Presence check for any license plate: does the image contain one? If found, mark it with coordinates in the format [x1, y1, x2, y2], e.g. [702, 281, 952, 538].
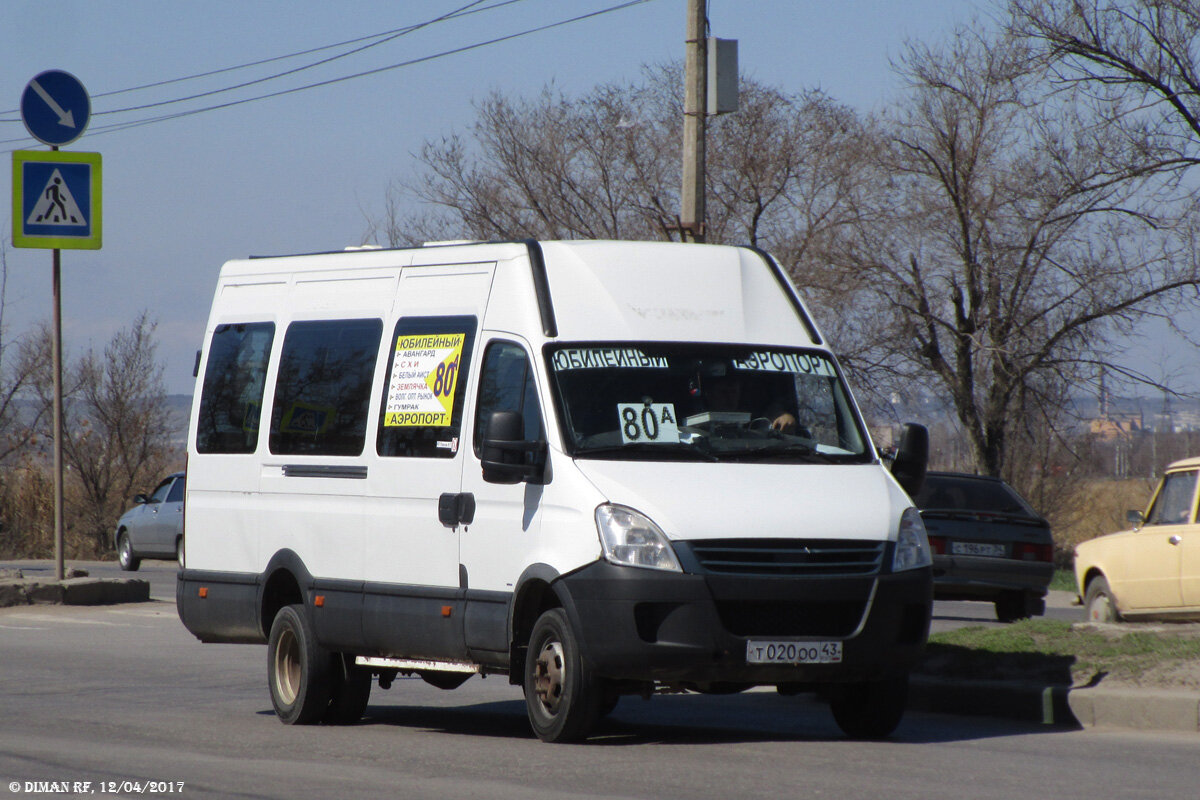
[951, 541, 1005, 557]
[746, 640, 842, 665]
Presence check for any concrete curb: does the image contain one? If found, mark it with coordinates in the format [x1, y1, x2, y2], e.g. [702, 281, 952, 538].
[911, 675, 1200, 733]
[0, 576, 150, 607]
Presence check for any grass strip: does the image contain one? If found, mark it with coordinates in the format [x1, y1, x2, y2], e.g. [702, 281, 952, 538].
[921, 618, 1200, 688]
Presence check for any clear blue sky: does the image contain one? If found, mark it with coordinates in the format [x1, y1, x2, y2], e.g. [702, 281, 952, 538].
[19, 0, 1183, 399]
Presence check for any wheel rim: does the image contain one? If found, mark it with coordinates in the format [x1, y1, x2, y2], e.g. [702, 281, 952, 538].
[1088, 591, 1113, 622]
[273, 628, 301, 705]
[119, 536, 131, 566]
[533, 640, 566, 715]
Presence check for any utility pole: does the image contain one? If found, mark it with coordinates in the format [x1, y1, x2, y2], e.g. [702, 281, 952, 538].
[680, 0, 707, 243]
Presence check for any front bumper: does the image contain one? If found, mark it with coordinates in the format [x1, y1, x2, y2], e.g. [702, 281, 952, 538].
[557, 560, 932, 685]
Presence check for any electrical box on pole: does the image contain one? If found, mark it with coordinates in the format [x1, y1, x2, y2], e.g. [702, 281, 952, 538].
[707, 38, 738, 115]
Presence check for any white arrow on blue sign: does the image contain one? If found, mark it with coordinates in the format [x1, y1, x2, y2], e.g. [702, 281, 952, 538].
[21, 70, 91, 147]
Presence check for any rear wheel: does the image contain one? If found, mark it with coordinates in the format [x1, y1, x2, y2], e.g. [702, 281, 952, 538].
[267, 604, 332, 725]
[523, 608, 603, 743]
[995, 591, 1030, 623]
[117, 532, 140, 572]
[829, 672, 909, 740]
[1084, 576, 1120, 623]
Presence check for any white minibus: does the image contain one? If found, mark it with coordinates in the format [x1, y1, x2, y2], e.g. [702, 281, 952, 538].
[178, 240, 932, 742]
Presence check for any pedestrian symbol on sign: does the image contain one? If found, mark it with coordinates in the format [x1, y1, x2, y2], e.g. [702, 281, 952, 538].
[12, 148, 102, 250]
[27, 169, 85, 226]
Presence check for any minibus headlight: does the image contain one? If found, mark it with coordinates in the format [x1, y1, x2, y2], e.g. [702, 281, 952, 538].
[892, 507, 933, 572]
[595, 504, 682, 572]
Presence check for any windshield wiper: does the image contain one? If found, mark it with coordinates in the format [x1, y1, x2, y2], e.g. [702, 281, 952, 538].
[574, 442, 719, 462]
[728, 443, 842, 463]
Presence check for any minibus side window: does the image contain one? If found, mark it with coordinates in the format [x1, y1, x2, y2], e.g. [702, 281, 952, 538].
[269, 318, 382, 456]
[377, 316, 476, 458]
[473, 341, 543, 455]
[195, 322, 275, 454]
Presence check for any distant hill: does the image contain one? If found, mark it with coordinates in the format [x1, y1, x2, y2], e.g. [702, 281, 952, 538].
[167, 394, 192, 447]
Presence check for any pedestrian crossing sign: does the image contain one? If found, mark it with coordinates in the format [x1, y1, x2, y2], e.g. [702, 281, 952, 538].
[12, 150, 102, 249]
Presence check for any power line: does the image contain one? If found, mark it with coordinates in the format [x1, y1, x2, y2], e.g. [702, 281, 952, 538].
[94, 0, 494, 116]
[0, 0, 516, 121]
[92, 0, 527, 104]
[1, 0, 655, 147]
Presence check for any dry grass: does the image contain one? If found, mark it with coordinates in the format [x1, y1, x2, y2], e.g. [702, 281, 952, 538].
[1051, 478, 1158, 564]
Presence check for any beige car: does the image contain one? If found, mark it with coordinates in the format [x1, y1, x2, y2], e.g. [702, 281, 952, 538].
[1075, 457, 1200, 622]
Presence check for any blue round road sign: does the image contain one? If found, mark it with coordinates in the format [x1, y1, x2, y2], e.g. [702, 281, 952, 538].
[20, 70, 91, 147]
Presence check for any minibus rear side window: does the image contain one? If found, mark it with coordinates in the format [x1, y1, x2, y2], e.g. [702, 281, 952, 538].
[269, 318, 383, 456]
[377, 316, 476, 458]
[195, 322, 275, 454]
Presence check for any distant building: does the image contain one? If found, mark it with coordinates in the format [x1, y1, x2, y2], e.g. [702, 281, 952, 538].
[1088, 414, 1142, 441]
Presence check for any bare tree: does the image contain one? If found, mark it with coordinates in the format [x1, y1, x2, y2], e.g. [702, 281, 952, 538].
[26, 313, 176, 555]
[0, 247, 51, 466]
[839, 24, 1200, 478]
[1010, 0, 1200, 357]
[371, 65, 872, 260]
[1011, 0, 1200, 159]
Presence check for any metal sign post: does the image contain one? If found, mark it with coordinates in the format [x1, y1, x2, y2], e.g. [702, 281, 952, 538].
[13, 71, 96, 581]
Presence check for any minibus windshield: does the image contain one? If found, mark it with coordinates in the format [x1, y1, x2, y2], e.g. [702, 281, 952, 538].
[545, 343, 873, 464]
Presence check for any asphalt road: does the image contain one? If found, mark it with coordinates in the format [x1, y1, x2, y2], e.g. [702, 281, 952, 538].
[1, 600, 1196, 800]
[0, 565, 1191, 800]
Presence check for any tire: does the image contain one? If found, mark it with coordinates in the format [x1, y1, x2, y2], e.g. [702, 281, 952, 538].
[267, 604, 332, 725]
[995, 591, 1030, 623]
[117, 532, 140, 572]
[1084, 576, 1120, 623]
[829, 672, 909, 740]
[324, 653, 371, 725]
[523, 608, 603, 743]
[175, 538, 185, 569]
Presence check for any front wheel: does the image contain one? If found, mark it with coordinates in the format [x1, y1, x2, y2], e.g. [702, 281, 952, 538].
[523, 608, 603, 743]
[829, 672, 909, 740]
[117, 532, 140, 572]
[267, 604, 332, 725]
[1084, 576, 1120, 623]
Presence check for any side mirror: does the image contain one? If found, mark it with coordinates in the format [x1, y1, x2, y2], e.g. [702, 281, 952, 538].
[481, 410, 546, 485]
[1126, 509, 1145, 529]
[890, 422, 928, 498]
[133, 494, 149, 505]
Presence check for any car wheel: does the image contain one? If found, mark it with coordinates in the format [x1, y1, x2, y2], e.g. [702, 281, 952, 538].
[995, 591, 1031, 623]
[1084, 576, 1120, 623]
[523, 608, 603, 743]
[117, 532, 140, 572]
[324, 653, 372, 725]
[175, 538, 185, 569]
[829, 672, 909, 740]
[267, 604, 332, 725]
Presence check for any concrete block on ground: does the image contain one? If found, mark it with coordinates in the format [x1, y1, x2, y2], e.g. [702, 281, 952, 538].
[61, 577, 149, 605]
[0, 582, 29, 607]
[26, 581, 65, 604]
[1068, 687, 1200, 732]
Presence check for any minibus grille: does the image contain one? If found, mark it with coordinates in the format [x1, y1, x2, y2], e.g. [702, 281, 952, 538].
[715, 600, 866, 637]
[686, 539, 884, 577]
